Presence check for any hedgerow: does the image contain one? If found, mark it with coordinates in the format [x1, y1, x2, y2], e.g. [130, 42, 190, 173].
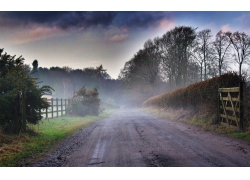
[143, 72, 244, 114]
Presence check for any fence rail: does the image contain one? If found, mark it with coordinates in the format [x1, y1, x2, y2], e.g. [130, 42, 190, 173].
[41, 98, 71, 119]
[218, 83, 244, 130]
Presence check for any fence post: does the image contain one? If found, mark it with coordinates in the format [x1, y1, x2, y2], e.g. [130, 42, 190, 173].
[65, 99, 67, 116]
[22, 89, 26, 133]
[56, 98, 58, 118]
[46, 107, 48, 119]
[61, 98, 63, 116]
[67, 99, 70, 115]
[217, 86, 220, 124]
[239, 81, 244, 130]
[51, 98, 54, 119]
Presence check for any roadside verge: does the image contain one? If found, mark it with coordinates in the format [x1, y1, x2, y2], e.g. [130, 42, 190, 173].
[143, 107, 250, 142]
[0, 109, 116, 167]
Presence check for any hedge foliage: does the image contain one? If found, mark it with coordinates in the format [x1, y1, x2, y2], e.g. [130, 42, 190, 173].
[143, 72, 244, 112]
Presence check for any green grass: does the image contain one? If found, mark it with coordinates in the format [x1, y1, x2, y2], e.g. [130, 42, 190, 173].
[0, 109, 115, 167]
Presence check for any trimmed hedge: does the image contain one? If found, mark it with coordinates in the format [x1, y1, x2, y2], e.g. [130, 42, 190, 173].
[143, 72, 244, 112]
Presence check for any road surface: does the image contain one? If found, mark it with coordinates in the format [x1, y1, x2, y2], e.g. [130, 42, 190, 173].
[30, 109, 250, 167]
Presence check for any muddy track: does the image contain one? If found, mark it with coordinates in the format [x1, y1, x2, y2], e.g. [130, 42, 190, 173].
[29, 109, 250, 167]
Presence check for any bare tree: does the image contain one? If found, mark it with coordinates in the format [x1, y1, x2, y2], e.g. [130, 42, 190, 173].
[213, 30, 231, 76]
[194, 29, 213, 80]
[226, 31, 250, 76]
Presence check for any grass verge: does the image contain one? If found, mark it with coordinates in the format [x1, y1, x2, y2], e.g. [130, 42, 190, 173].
[143, 107, 250, 142]
[0, 109, 115, 167]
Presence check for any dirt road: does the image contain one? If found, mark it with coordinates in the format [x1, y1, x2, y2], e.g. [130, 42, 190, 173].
[30, 109, 250, 167]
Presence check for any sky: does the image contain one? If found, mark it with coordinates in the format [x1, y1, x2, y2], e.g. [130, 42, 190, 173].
[1, 1, 250, 79]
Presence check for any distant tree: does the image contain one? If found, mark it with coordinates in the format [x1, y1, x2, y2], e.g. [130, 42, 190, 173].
[32, 59, 38, 71]
[62, 66, 72, 73]
[62, 78, 73, 98]
[118, 39, 164, 105]
[192, 29, 214, 80]
[213, 30, 231, 76]
[226, 31, 250, 76]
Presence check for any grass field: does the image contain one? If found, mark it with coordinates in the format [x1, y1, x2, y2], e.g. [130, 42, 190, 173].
[0, 109, 115, 167]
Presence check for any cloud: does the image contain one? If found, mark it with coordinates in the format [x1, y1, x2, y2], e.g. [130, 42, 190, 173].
[0, 11, 176, 44]
[107, 33, 129, 42]
[148, 19, 176, 37]
[0, 12, 117, 30]
[9, 25, 67, 44]
[114, 12, 174, 29]
[0, 11, 174, 31]
[221, 24, 232, 32]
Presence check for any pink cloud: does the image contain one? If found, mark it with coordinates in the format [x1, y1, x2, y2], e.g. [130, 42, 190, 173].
[9, 26, 68, 44]
[149, 19, 175, 36]
[105, 27, 129, 36]
[221, 24, 232, 32]
[107, 33, 129, 42]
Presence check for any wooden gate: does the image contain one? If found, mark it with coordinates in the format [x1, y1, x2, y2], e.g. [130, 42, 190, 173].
[218, 83, 243, 130]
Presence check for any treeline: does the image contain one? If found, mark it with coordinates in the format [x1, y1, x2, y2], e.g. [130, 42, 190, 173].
[28, 61, 122, 105]
[118, 26, 250, 106]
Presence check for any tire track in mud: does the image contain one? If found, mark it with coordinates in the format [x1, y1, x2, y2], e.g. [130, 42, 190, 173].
[28, 123, 101, 167]
[28, 109, 250, 167]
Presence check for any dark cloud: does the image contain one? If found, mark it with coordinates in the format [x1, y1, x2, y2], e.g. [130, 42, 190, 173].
[0, 11, 117, 30]
[114, 12, 174, 28]
[0, 11, 174, 30]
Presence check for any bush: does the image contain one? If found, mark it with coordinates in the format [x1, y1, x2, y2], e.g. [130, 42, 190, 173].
[68, 86, 100, 117]
[0, 49, 53, 134]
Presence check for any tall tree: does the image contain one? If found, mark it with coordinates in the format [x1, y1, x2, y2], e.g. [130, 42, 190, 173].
[157, 26, 196, 88]
[226, 31, 250, 76]
[194, 29, 213, 80]
[213, 30, 231, 76]
[118, 39, 163, 105]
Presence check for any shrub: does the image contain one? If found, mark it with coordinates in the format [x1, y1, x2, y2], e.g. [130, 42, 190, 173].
[0, 49, 53, 134]
[68, 86, 100, 117]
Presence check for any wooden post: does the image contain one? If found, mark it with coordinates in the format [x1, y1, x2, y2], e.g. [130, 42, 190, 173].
[22, 89, 26, 133]
[56, 98, 58, 118]
[217, 86, 221, 124]
[46, 107, 48, 119]
[44, 98, 48, 119]
[51, 98, 54, 119]
[67, 99, 70, 115]
[239, 81, 244, 130]
[61, 98, 63, 116]
[65, 99, 67, 116]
